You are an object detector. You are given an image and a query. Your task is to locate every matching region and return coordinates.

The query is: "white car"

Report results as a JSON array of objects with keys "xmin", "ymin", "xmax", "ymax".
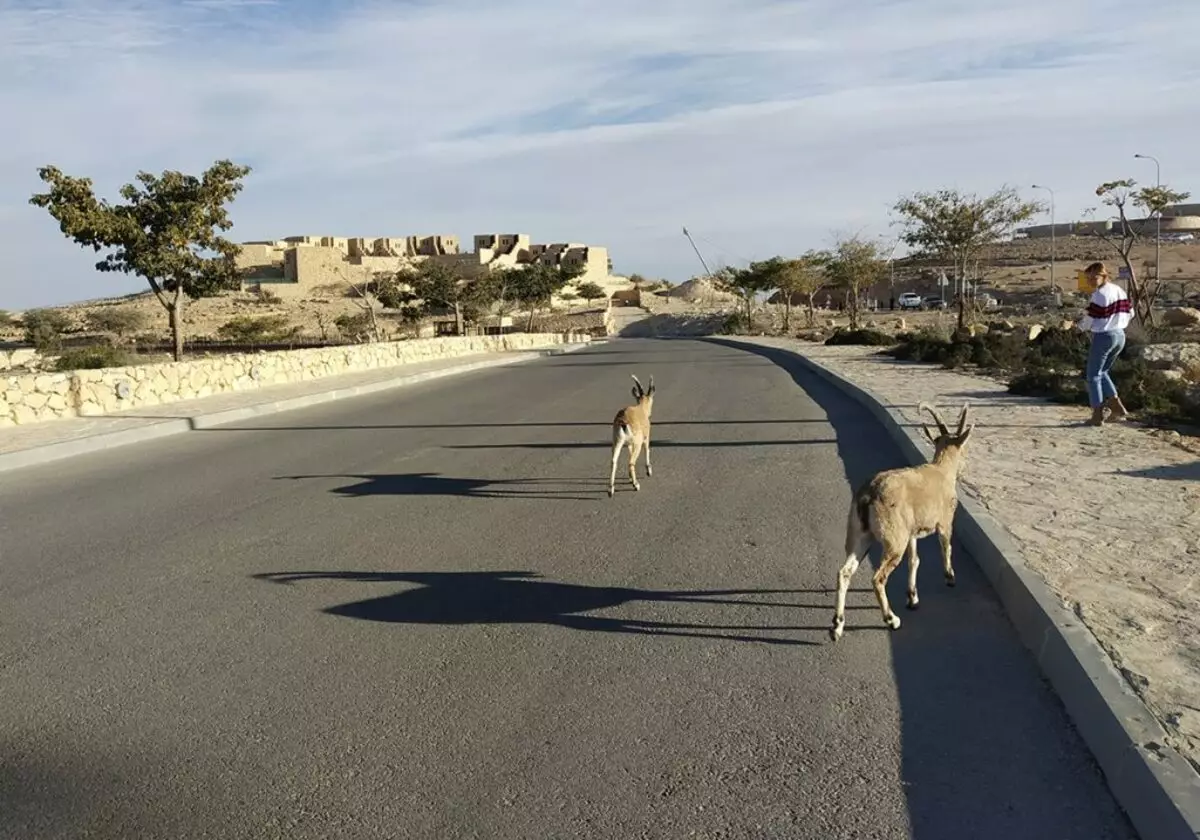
[{"xmin": 897, "ymin": 292, "xmax": 924, "ymax": 310}]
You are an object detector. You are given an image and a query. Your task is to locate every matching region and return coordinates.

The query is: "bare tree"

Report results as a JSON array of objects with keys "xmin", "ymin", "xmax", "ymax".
[{"xmin": 1086, "ymin": 179, "xmax": 1191, "ymax": 325}]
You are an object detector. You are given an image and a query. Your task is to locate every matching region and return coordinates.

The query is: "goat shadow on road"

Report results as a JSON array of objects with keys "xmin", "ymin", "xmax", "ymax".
[
  {"xmin": 702, "ymin": 337, "xmax": 1136, "ymax": 840},
  {"xmin": 251, "ymin": 569, "xmax": 859, "ymax": 646}
]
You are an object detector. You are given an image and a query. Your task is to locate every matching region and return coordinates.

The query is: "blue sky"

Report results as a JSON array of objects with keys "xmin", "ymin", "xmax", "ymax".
[{"xmin": 1, "ymin": 0, "xmax": 1198, "ymax": 309}]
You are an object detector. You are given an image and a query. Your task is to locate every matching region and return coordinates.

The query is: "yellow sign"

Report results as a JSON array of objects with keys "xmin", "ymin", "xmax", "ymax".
[{"xmin": 1076, "ymin": 270, "xmax": 1095, "ymax": 293}]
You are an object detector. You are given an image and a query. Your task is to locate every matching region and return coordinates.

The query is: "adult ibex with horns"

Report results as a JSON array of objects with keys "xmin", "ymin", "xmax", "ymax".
[
  {"xmin": 830, "ymin": 401, "xmax": 974, "ymax": 641},
  {"xmin": 608, "ymin": 374, "xmax": 655, "ymax": 498}
]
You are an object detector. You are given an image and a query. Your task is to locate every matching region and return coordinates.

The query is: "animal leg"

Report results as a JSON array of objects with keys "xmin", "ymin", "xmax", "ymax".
[
  {"xmin": 644, "ymin": 433, "xmax": 652, "ymax": 477},
  {"xmin": 608, "ymin": 435, "xmax": 624, "ymax": 498},
  {"xmin": 830, "ymin": 533, "xmax": 870, "ymax": 642},
  {"xmin": 939, "ymin": 525, "xmax": 955, "ymax": 587},
  {"xmin": 905, "ymin": 536, "xmax": 920, "ymax": 610},
  {"xmin": 872, "ymin": 546, "xmax": 905, "ymax": 631},
  {"xmin": 627, "ymin": 437, "xmax": 643, "ymax": 491}
]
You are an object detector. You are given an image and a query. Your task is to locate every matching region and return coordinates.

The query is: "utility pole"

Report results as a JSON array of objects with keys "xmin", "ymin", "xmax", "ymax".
[
  {"xmin": 1031, "ymin": 184, "xmax": 1056, "ymax": 302},
  {"xmin": 681, "ymin": 226, "xmax": 714, "ymax": 278},
  {"xmin": 1134, "ymin": 153, "xmax": 1162, "ymax": 297}
]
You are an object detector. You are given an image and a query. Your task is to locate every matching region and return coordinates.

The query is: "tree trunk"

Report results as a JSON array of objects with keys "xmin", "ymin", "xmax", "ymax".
[
  {"xmin": 169, "ymin": 291, "xmax": 185, "ymax": 362},
  {"xmin": 783, "ymin": 296, "xmax": 792, "ymax": 332},
  {"xmin": 806, "ymin": 293, "xmax": 816, "ymax": 327},
  {"xmin": 526, "ymin": 305, "xmax": 536, "ymax": 332},
  {"xmin": 454, "ymin": 301, "xmax": 464, "ymax": 336}
]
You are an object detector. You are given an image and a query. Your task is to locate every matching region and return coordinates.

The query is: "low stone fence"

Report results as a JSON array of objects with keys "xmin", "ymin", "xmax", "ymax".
[{"xmin": 0, "ymin": 332, "xmax": 587, "ymax": 427}]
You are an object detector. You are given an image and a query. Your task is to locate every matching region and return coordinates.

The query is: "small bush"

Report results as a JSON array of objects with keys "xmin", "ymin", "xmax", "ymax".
[
  {"xmin": 22, "ymin": 308, "xmax": 72, "ymax": 351},
  {"xmin": 87, "ymin": 307, "xmax": 149, "ymax": 338},
  {"xmin": 253, "ymin": 286, "xmax": 282, "ymax": 305},
  {"xmin": 824, "ymin": 328, "xmax": 896, "ymax": 346},
  {"xmin": 54, "ymin": 345, "xmax": 135, "ymax": 371},
  {"xmin": 217, "ymin": 314, "xmax": 298, "ymax": 342},
  {"xmin": 0, "ymin": 310, "xmax": 14, "ymax": 327},
  {"xmin": 885, "ymin": 329, "xmax": 954, "ymax": 363}
]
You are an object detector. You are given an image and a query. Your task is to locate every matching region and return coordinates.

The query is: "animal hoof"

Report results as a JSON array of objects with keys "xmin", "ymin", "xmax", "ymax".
[
  {"xmin": 607, "ymin": 488, "xmax": 615, "ymax": 498},
  {"xmin": 945, "ymin": 573, "xmax": 956, "ymax": 587},
  {"xmin": 829, "ymin": 624, "xmax": 844, "ymax": 642},
  {"xmin": 646, "ymin": 466, "xmax": 653, "ymax": 476},
  {"xmin": 906, "ymin": 594, "xmax": 920, "ymax": 610},
  {"xmin": 885, "ymin": 614, "xmax": 901, "ymax": 631}
]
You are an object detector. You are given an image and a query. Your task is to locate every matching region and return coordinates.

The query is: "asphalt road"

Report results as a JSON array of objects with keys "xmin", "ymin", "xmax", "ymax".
[{"xmin": 0, "ymin": 337, "xmax": 1136, "ymax": 839}]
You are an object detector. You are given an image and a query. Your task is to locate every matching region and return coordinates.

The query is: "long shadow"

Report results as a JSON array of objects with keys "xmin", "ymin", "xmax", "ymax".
[
  {"xmin": 250, "ymin": 569, "xmax": 884, "ymax": 646},
  {"xmin": 1115, "ymin": 461, "xmax": 1200, "ymax": 481},
  {"xmin": 444, "ymin": 439, "xmax": 836, "ymax": 451},
  {"xmin": 708, "ymin": 338, "xmax": 1136, "ymax": 839},
  {"xmin": 278, "ymin": 473, "xmax": 610, "ymax": 501},
  {"xmin": 193, "ymin": 419, "xmax": 826, "ymax": 432}
]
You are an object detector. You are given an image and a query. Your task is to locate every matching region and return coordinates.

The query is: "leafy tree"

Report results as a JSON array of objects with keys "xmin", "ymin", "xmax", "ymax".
[
  {"xmin": 87, "ymin": 307, "xmax": 149, "ymax": 341},
  {"xmin": 389, "ymin": 260, "xmax": 485, "ymax": 336},
  {"xmin": 760, "ymin": 252, "xmax": 829, "ymax": 330},
  {"xmin": 824, "ymin": 236, "xmax": 886, "ymax": 329},
  {"xmin": 0, "ymin": 311, "xmax": 14, "ymax": 328},
  {"xmin": 892, "ymin": 186, "xmax": 1041, "ymax": 329},
  {"xmin": 507, "ymin": 262, "xmax": 585, "ymax": 331},
  {"xmin": 21, "ymin": 308, "xmax": 73, "ymax": 351},
  {"xmin": 576, "ymin": 280, "xmax": 607, "ymax": 306},
  {"xmin": 1086, "ymin": 179, "xmax": 1191, "ymax": 325},
  {"xmin": 723, "ymin": 262, "xmax": 774, "ymax": 327},
  {"xmin": 29, "ymin": 159, "xmax": 251, "ymax": 361}
]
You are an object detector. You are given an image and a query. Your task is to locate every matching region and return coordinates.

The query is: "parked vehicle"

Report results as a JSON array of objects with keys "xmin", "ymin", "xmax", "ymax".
[
  {"xmin": 923, "ymin": 296, "xmax": 947, "ymax": 310},
  {"xmin": 897, "ymin": 292, "xmax": 924, "ymax": 310}
]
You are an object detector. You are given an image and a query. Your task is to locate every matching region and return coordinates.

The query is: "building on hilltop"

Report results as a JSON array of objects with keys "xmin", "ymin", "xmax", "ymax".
[
  {"xmin": 1016, "ymin": 200, "xmax": 1200, "ymax": 240},
  {"xmin": 235, "ymin": 231, "xmax": 628, "ymax": 306}
]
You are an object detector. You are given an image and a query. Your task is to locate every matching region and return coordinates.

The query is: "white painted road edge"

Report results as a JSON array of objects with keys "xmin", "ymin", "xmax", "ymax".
[
  {"xmin": 0, "ymin": 342, "xmax": 593, "ymax": 476},
  {"xmin": 709, "ymin": 336, "xmax": 1200, "ymax": 840}
]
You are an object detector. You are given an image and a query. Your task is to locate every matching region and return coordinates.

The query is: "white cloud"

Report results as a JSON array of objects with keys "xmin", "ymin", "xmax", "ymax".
[{"xmin": 1, "ymin": 0, "xmax": 1197, "ymax": 308}]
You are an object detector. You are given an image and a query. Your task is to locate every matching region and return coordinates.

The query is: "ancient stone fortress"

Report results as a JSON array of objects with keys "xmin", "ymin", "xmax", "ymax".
[{"xmin": 235, "ymin": 232, "xmax": 631, "ymax": 305}]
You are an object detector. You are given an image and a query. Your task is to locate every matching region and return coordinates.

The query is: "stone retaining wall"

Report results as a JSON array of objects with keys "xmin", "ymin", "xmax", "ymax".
[{"xmin": 0, "ymin": 332, "xmax": 586, "ymax": 427}]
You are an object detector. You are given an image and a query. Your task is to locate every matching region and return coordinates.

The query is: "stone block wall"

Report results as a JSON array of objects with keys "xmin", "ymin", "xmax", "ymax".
[{"xmin": 0, "ymin": 332, "xmax": 587, "ymax": 427}]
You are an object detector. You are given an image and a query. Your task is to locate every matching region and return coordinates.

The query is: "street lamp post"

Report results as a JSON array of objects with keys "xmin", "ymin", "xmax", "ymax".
[
  {"xmin": 1031, "ymin": 184, "xmax": 1056, "ymax": 302},
  {"xmin": 1134, "ymin": 153, "xmax": 1162, "ymax": 297}
]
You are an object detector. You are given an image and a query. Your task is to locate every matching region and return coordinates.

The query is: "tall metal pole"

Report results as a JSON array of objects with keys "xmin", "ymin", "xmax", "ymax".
[
  {"xmin": 1134, "ymin": 153, "xmax": 1162, "ymax": 295},
  {"xmin": 1031, "ymin": 184, "xmax": 1055, "ymax": 300},
  {"xmin": 681, "ymin": 226, "xmax": 714, "ymax": 278}
]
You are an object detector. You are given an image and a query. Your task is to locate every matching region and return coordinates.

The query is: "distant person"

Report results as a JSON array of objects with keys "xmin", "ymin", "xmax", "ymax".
[{"xmin": 1076, "ymin": 261, "xmax": 1132, "ymax": 426}]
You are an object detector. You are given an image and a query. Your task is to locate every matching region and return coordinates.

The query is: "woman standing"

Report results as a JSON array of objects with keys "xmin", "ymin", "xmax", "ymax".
[{"xmin": 1076, "ymin": 261, "xmax": 1132, "ymax": 426}]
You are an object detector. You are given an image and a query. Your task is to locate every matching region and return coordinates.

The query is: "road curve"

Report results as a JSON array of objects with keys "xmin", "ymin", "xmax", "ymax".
[{"xmin": 0, "ymin": 337, "xmax": 1135, "ymax": 839}]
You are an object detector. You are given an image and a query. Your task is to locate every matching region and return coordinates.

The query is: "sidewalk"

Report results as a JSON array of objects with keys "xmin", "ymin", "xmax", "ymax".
[
  {"xmin": 736, "ymin": 336, "xmax": 1200, "ymax": 774},
  {"xmin": 0, "ymin": 348, "xmax": 571, "ymax": 471}
]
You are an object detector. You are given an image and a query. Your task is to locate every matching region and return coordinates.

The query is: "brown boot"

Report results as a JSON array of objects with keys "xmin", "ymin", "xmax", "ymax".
[
  {"xmin": 1086, "ymin": 405, "xmax": 1106, "ymax": 426},
  {"xmin": 1105, "ymin": 395, "xmax": 1129, "ymax": 420}
]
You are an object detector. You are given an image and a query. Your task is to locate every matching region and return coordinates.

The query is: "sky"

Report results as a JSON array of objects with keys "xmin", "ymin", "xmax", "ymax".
[{"xmin": 1, "ymin": 0, "xmax": 1198, "ymax": 310}]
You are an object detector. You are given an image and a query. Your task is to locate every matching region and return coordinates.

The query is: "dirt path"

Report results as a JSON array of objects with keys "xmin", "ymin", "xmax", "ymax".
[{"xmin": 741, "ymin": 337, "xmax": 1200, "ymax": 773}]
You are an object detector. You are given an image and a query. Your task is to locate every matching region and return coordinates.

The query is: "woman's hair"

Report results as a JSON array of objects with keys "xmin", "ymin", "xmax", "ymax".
[{"xmin": 1084, "ymin": 261, "xmax": 1107, "ymax": 278}]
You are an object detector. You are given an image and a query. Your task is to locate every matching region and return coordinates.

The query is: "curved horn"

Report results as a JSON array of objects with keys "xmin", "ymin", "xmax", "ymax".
[
  {"xmin": 630, "ymin": 374, "xmax": 644, "ymax": 395},
  {"xmin": 956, "ymin": 400, "xmax": 971, "ymax": 435},
  {"xmin": 917, "ymin": 401, "xmax": 950, "ymax": 436},
  {"xmin": 647, "ymin": 374, "xmax": 654, "ymax": 393}
]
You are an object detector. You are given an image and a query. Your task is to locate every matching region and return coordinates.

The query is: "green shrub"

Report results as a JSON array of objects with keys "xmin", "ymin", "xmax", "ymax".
[
  {"xmin": 216, "ymin": 314, "xmax": 297, "ymax": 342},
  {"xmin": 885, "ymin": 329, "xmax": 954, "ymax": 363},
  {"xmin": 87, "ymin": 307, "xmax": 150, "ymax": 338},
  {"xmin": 824, "ymin": 328, "xmax": 896, "ymax": 346},
  {"xmin": 54, "ymin": 345, "xmax": 136, "ymax": 371},
  {"xmin": 22, "ymin": 308, "xmax": 73, "ymax": 351}
]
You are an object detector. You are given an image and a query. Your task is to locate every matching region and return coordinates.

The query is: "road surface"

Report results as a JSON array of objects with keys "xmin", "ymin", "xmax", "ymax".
[{"xmin": 0, "ymin": 338, "xmax": 1135, "ymax": 839}]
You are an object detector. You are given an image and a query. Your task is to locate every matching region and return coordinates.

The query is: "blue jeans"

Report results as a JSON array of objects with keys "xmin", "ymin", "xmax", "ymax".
[{"xmin": 1085, "ymin": 329, "xmax": 1125, "ymax": 408}]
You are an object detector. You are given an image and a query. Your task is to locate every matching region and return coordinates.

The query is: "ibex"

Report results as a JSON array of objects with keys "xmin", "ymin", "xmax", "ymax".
[
  {"xmin": 608, "ymin": 374, "xmax": 655, "ymax": 498},
  {"xmin": 830, "ymin": 401, "xmax": 974, "ymax": 642}
]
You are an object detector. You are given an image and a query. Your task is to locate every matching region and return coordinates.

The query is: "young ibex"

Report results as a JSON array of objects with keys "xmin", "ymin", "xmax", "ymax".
[
  {"xmin": 829, "ymin": 401, "xmax": 974, "ymax": 642},
  {"xmin": 608, "ymin": 374, "xmax": 655, "ymax": 498}
]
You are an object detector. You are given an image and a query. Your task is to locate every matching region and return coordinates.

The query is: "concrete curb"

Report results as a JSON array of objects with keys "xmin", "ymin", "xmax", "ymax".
[
  {"xmin": 0, "ymin": 342, "xmax": 591, "ymax": 476},
  {"xmin": 709, "ymin": 336, "xmax": 1200, "ymax": 840}
]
